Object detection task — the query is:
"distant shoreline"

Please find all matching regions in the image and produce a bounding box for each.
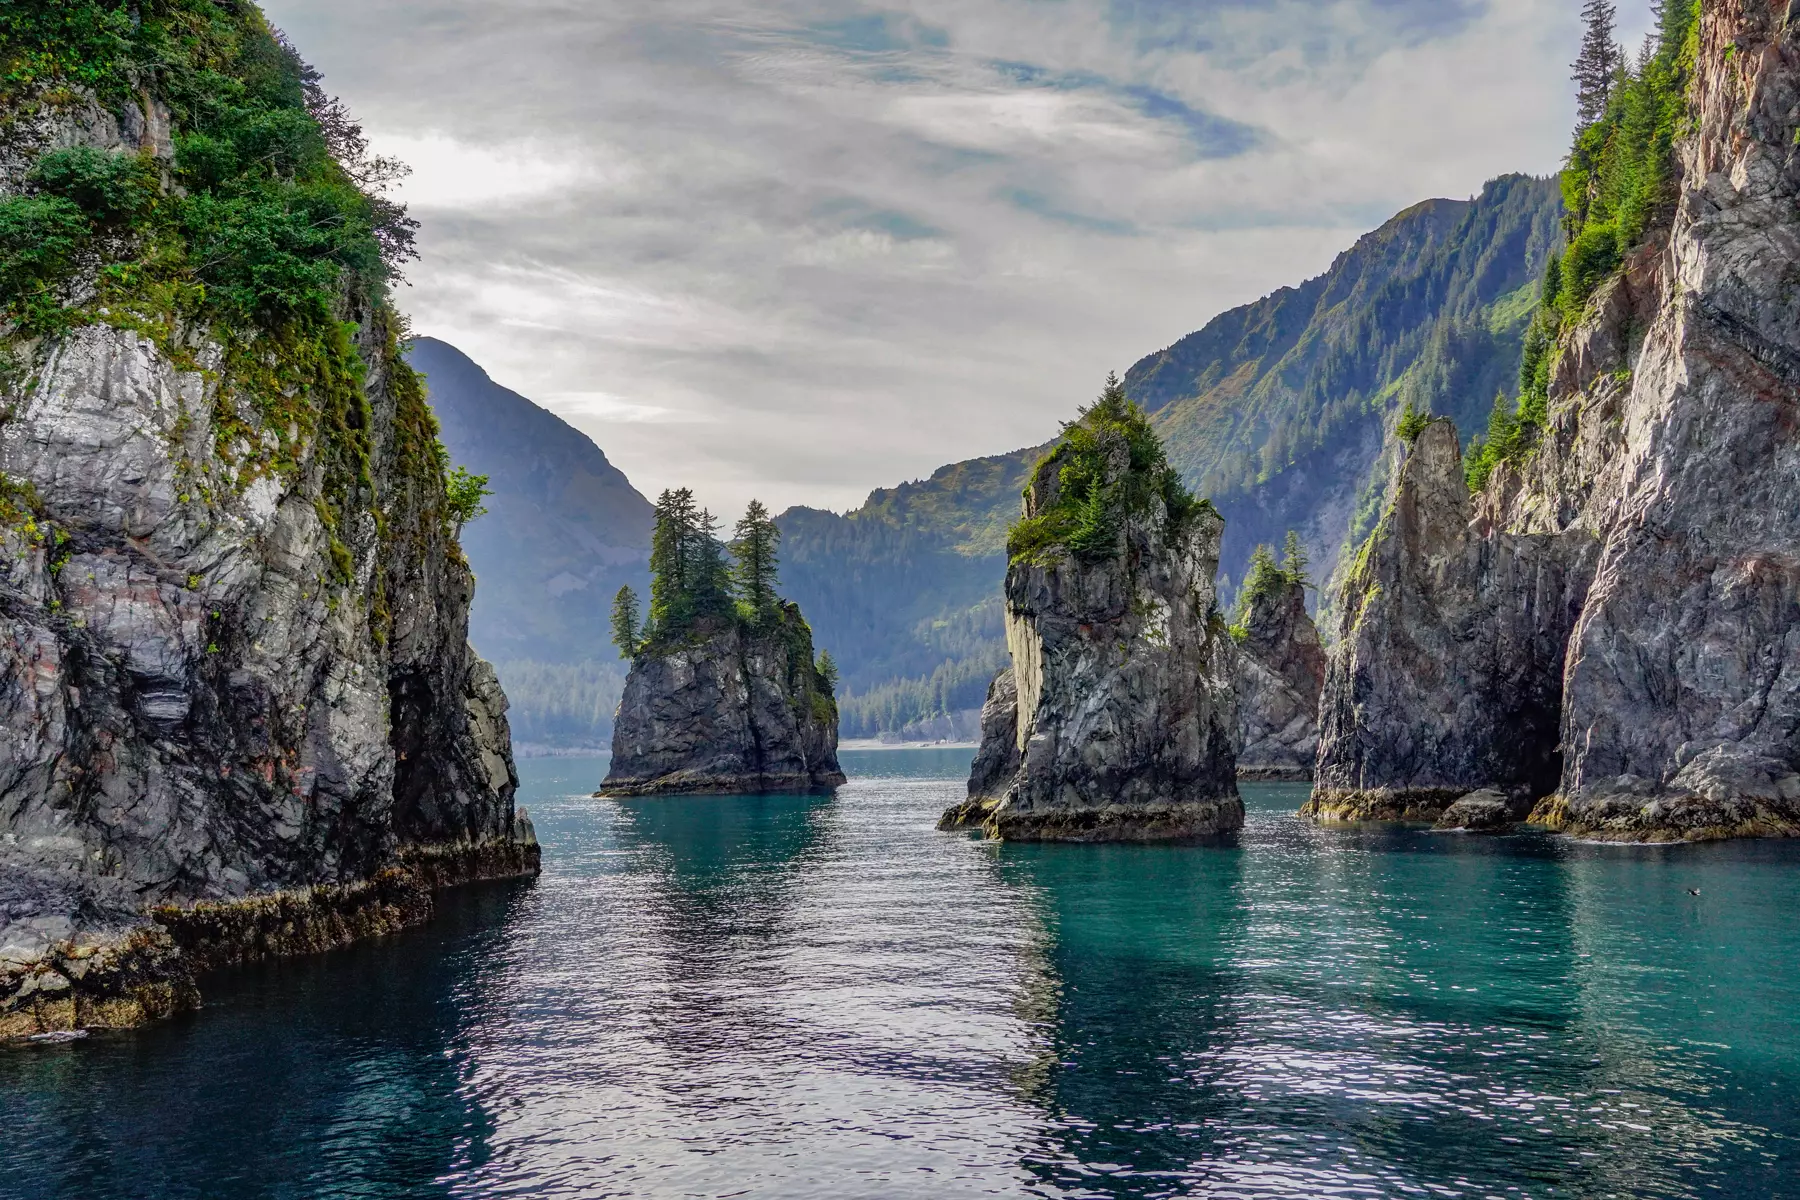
[840,740,979,751]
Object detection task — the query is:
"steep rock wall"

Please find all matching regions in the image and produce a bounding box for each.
[1309,421,1594,820]
[0,98,534,1038]
[942,452,1241,841]
[1233,578,1326,780]
[1312,2,1800,841]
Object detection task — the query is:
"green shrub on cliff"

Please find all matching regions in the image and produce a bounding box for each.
[1462,0,1698,496]
[1008,373,1209,566]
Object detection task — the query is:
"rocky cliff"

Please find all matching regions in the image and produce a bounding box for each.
[1309,420,1592,822]
[941,387,1241,841]
[1233,578,1327,780]
[1312,2,1800,842]
[0,10,535,1038]
[601,607,844,796]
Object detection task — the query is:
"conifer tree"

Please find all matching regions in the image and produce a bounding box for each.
[731,499,781,619]
[816,650,839,694]
[688,509,733,617]
[1573,0,1621,129]
[1281,530,1309,588]
[648,488,699,629]
[611,585,642,658]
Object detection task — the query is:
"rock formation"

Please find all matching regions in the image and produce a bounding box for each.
[601,606,845,796]
[0,18,536,1038]
[1312,3,1800,842]
[1232,576,1327,780]
[1309,420,1593,822]
[941,385,1241,841]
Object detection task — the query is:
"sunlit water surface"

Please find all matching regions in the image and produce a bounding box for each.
[5,748,1800,1199]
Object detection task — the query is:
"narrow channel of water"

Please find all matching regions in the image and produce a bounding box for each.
[4,748,1797,1199]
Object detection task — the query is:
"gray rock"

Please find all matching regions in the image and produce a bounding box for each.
[1309,420,1594,823]
[1313,9,1800,843]
[942,444,1242,842]
[1434,789,1528,833]
[600,608,845,796]
[0,108,534,1033]
[963,667,1021,804]
[1233,578,1325,779]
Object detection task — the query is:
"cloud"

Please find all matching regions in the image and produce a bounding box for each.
[262,0,1598,518]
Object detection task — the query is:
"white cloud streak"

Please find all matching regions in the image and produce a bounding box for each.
[261,0,1622,517]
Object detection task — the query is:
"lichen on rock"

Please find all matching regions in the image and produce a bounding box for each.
[0,5,537,1037]
[942,378,1241,841]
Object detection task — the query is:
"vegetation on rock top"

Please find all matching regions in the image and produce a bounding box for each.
[1008,374,1210,567]
[0,0,483,603]
[612,488,837,700]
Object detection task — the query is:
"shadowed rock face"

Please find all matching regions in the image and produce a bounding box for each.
[943,454,1241,842]
[1309,421,1594,823]
[601,608,844,796]
[1312,4,1800,842]
[0,102,535,1038]
[1233,579,1326,780]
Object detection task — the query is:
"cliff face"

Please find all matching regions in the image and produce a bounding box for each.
[0,47,533,1037]
[943,429,1241,842]
[1232,578,1327,780]
[601,607,844,796]
[1309,421,1593,821]
[1312,3,1800,842]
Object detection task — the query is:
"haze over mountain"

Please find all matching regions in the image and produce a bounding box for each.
[410,337,651,748]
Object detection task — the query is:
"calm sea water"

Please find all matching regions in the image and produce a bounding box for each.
[5,748,1800,1199]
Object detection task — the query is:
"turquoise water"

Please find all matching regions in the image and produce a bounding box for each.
[5,747,1800,1198]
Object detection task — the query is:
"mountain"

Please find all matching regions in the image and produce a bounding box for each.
[1136,173,1562,599]
[786,174,1562,736]
[410,337,652,748]
[777,445,1043,738]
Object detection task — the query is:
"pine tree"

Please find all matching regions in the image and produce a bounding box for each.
[1654,0,1698,68]
[1573,0,1621,129]
[816,650,838,695]
[611,585,641,658]
[688,508,733,617]
[648,488,699,629]
[731,499,781,619]
[1281,530,1309,588]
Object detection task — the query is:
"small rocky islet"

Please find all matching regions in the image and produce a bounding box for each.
[597,492,843,797]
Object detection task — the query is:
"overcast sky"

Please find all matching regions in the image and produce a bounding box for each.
[262,0,1654,518]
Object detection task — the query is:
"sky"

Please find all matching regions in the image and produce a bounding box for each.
[262,0,1656,519]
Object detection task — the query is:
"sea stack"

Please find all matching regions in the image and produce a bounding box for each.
[1307,419,1589,824]
[1231,543,1327,781]
[0,27,536,1039]
[600,495,843,796]
[941,377,1241,841]
[1312,2,1800,841]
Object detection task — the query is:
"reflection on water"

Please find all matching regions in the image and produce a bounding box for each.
[4,758,1800,1199]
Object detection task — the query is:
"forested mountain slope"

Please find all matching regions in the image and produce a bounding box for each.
[411,337,651,747]
[777,445,1044,736]
[1141,173,1562,596]
[791,175,1562,737]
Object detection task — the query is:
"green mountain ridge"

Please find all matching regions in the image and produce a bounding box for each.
[780,173,1563,737]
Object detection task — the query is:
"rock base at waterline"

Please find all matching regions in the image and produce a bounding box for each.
[1,832,539,1040]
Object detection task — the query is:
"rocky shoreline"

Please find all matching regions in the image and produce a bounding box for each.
[3,826,540,1039]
